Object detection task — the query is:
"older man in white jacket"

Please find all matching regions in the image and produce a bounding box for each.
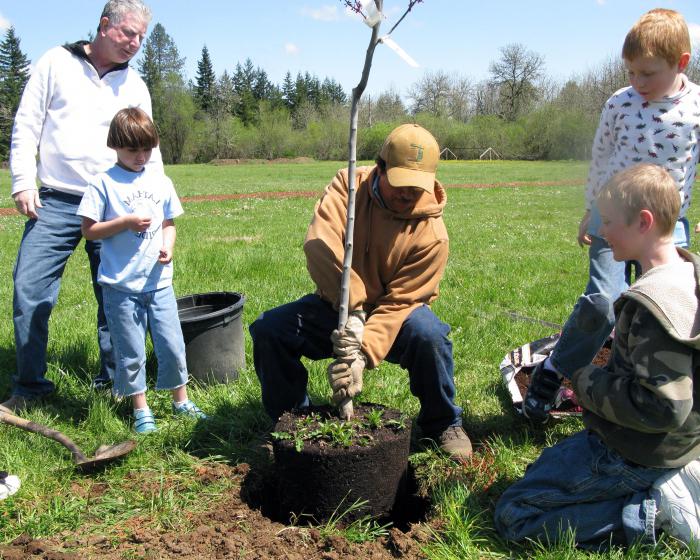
[5,0,161,411]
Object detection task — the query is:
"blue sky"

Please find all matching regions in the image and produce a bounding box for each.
[1,1,699,99]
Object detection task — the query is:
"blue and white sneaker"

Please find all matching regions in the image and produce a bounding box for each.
[133,407,157,434]
[172,400,207,420]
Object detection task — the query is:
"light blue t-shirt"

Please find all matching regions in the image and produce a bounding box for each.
[77,164,184,293]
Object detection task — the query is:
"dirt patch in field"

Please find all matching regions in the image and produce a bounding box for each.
[447,179,582,189]
[0,462,432,559]
[210,157,315,165]
[181,191,318,203]
[0,180,582,218]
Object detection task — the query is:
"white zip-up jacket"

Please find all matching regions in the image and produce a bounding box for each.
[10,42,162,197]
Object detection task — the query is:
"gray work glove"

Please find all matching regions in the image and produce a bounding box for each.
[327,352,366,405]
[331,310,366,358]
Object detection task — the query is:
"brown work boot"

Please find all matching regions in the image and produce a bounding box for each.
[0,395,35,414]
[423,426,473,461]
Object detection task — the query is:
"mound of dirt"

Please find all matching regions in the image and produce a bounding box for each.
[0,463,431,559]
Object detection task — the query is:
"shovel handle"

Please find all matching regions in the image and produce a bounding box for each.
[339,397,353,420]
[0,410,88,463]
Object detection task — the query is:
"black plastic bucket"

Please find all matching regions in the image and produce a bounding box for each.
[176,292,246,384]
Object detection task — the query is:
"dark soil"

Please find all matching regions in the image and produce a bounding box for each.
[272,404,412,523]
[0,462,432,559]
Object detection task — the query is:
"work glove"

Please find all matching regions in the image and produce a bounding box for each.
[327,352,366,405]
[331,310,367,358]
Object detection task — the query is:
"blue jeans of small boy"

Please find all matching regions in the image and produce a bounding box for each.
[549,208,690,378]
[494,430,666,548]
[102,285,188,397]
[12,188,115,398]
[249,294,463,434]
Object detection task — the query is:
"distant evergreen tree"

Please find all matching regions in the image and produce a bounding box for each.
[252,68,273,101]
[195,45,216,112]
[137,23,186,91]
[217,70,237,115]
[0,26,31,160]
[281,71,295,111]
[137,24,191,163]
[231,61,256,125]
[320,77,347,105]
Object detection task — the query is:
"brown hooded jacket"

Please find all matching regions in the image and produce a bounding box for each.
[303,165,448,367]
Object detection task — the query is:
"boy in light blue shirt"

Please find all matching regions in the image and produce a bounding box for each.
[78,107,205,433]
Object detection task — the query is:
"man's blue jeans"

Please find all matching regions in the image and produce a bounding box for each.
[249,294,463,434]
[102,285,188,397]
[12,188,115,397]
[494,430,666,548]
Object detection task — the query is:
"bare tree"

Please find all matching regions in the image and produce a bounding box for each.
[446,76,473,121]
[407,69,451,116]
[472,79,500,116]
[489,43,544,121]
[580,56,628,113]
[358,88,407,126]
[337,0,423,418]
[407,70,472,121]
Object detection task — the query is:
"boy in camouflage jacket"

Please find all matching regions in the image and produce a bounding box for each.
[495,164,700,551]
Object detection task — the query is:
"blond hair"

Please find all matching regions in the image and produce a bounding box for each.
[107,107,159,150]
[597,164,679,235]
[622,8,691,66]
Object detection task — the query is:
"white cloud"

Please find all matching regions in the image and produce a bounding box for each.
[596,0,605,5]
[0,12,11,31]
[689,23,700,48]
[284,42,300,55]
[301,5,340,22]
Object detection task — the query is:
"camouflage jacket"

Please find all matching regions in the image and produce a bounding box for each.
[572,248,700,468]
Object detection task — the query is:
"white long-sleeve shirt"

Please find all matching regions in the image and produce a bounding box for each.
[10,42,162,197]
[585,77,700,217]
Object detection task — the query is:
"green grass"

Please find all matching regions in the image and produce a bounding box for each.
[0,160,697,558]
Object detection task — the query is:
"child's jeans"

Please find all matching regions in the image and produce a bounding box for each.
[102,285,188,397]
[494,430,666,549]
[550,209,689,378]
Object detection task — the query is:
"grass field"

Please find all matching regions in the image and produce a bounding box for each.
[0,160,697,558]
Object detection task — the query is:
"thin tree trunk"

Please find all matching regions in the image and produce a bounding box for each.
[337,0,382,420]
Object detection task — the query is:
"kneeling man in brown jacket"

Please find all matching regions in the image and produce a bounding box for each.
[249,124,471,460]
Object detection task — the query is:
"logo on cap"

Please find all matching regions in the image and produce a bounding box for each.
[410,144,424,163]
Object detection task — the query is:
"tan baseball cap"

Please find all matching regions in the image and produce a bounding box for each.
[379,124,439,193]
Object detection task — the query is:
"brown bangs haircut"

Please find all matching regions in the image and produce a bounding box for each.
[622,8,691,66]
[597,164,680,236]
[107,107,159,150]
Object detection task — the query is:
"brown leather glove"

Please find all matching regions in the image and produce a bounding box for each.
[327,352,366,405]
[330,310,366,358]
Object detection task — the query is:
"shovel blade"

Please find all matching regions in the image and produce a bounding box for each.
[76,439,137,472]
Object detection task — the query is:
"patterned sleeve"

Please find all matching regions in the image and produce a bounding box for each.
[572,301,694,433]
[584,97,617,210]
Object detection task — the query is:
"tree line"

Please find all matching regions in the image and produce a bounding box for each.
[2,23,700,164]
